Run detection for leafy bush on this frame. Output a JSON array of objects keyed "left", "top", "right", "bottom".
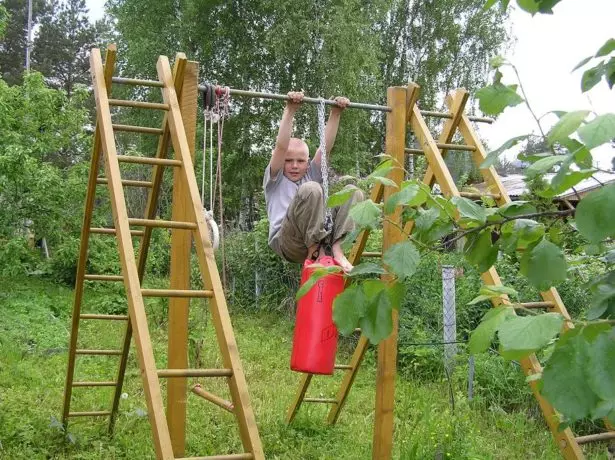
[{"left": 0, "top": 238, "right": 40, "bottom": 276}]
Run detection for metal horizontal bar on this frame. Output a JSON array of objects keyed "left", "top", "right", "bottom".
[
  {"left": 519, "top": 301, "right": 555, "bottom": 309},
  {"left": 112, "top": 124, "right": 164, "bottom": 135},
  {"left": 303, "top": 398, "right": 338, "bottom": 404},
  {"left": 89, "top": 227, "right": 145, "bottom": 236},
  {"left": 438, "top": 143, "right": 476, "bottom": 151},
  {"left": 361, "top": 251, "right": 382, "bottom": 258},
  {"left": 96, "top": 178, "right": 154, "bottom": 188},
  {"left": 141, "top": 289, "right": 214, "bottom": 298},
  {"left": 128, "top": 218, "right": 197, "bottom": 230},
  {"left": 199, "top": 85, "right": 391, "bottom": 113},
  {"left": 420, "top": 110, "right": 493, "bottom": 124},
  {"left": 68, "top": 411, "right": 112, "bottom": 417},
  {"left": 575, "top": 432, "right": 615, "bottom": 444},
  {"left": 112, "top": 76, "right": 164, "bottom": 88},
  {"left": 177, "top": 454, "right": 253, "bottom": 460},
  {"left": 117, "top": 155, "right": 182, "bottom": 167},
  {"left": 404, "top": 148, "right": 424, "bottom": 155},
  {"left": 72, "top": 381, "right": 117, "bottom": 387},
  {"left": 334, "top": 364, "right": 353, "bottom": 370},
  {"left": 459, "top": 192, "right": 501, "bottom": 200},
  {"left": 108, "top": 99, "right": 169, "bottom": 110},
  {"left": 191, "top": 384, "right": 234, "bottom": 413},
  {"left": 75, "top": 349, "right": 123, "bottom": 356},
  {"left": 158, "top": 369, "right": 233, "bottom": 378},
  {"left": 84, "top": 274, "right": 124, "bottom": 282},
  {"left": 80, "top": 314, "right": 129, "bottom": 321}
]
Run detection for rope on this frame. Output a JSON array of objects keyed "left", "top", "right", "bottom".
[
  {"left": 317, "top": 98, "right": 333, "bottom": 233},
  {"left": 214, "top": 86, "right": 230, "bottom": 289},
  {"left": 200, "top": 85, "right": 219, "bottom": 251}
]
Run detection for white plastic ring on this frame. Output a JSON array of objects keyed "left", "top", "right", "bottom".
[{"left": 203, "top": 209, "right": 220, "bottom": 250}]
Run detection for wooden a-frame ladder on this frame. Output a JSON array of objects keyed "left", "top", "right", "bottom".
[
  {"left": 61, "top": 45, "right": 264, "bottom": 460},
  {"left": 287, "top": 83, "right": 612, "bottom": 459}
]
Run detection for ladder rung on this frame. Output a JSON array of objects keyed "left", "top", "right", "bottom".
[
  {"left": 84, "top": 274, "right": 123, "bottom": 282},
  {"left": 158, "top": 369, "right": 233, "bottom": 378},
  {"left": 303, "top": 398, "right": 338, "bottom": 404},
  {"left": 89, "top": 227, "right": 145, "bottom": 236},
  {"left": 177, "top": 454, "right": 254, "bottom": 460},
  {"left": 72, "top": 381, "right": 117, "bottom": 387},
  {"left": 334, "top": 364, "right": 353, "bottom": 370},
  {"left": 108, "top": 98, "right": 169, "bottom": 110},
  {"left": 405, "top": 148, "right": 425, "bottom": 155},
  {"left": 117, "top": 155, "right": 182, "bottom": 167},
  {"left": 112, "top": 76, "right": 164, "bottom": 88},
  {"left": 112, "top": 123, "right": 164, "bottom": 135},
  {"left": 79, "top": 314, "right": 129, "bottom": 321},
  {"left": 419, "top": 110, "right": 493, "bottom": 124},
  {"left": 128, "top": 218, "right": 197, "bottom": 230},
  {"left": 141, "top": 289, "right": 214, "bottom": 298},
  {"left": 575, "top": 432, "right": 615, "bottom": 444},
  {"left": 459, "top": 191, "right": 501, "bottom": 200},
  {"left": 96, "top": 178, "right": 154, "bottom": 188},
  {"left": 520, "top": 301, "right": 555, "bottom": 309},
  {"left": 68, "top": 411, "right": 112, "bottom": 417},
  {"left": 191, "top": 384, "right": 234, "bottom": 413},
  {"left": 404, "top": 143, "right": 476, "bottom": 156},
  {"left": 75, "top": 349, "right": 123, "bottom": 356},
  {"left": 361, "top": 251, "right": 382, "bottom": 258}
]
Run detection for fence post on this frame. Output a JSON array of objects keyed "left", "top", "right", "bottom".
[{"left": 442, "top": 265, "right": 457, "bottom": 376}]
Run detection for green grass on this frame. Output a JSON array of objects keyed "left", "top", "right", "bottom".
[{"left": 0, "top": 275, "right": 609, "bottom": 459}]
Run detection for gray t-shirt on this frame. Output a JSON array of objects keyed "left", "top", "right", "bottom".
[{"left": 263, "top": 161, "right": 322, "bottom": 252}]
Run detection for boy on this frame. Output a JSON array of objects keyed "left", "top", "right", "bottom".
[{"left": 262, "top": 91, "right": 363, "bottom": 273}]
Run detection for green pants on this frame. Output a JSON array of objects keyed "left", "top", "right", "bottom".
[{"left": 274, "top": 182, "right": 364, "bottom": 263}]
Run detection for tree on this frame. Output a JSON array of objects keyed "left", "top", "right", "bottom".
[
  {"left": 0, "top": 0, "right": 47, "bottom": 85},
  {"left": 106, "top": 0, "right": 509, "bottom": 227},
  {"left": 31, "top": 0, "right": 97, "bottom": 97}
]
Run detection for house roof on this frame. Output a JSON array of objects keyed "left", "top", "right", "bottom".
[{"left": 473, "top": 171, "right": 615, "bottom": 199}]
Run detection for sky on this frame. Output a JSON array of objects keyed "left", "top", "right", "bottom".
[{"left": 86, "top": 0, "right": 615, "bottom": 168}]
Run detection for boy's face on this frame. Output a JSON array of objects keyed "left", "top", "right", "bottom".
[{"left": 284, "top": 139, "right": 309, "bottom": 182}]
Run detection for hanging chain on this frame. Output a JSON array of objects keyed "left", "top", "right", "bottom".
[{"left": 317, "top": 98, "right": 333, "bottom": 233}]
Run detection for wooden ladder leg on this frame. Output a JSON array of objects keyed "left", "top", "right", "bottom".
[
  {"left": 286, "top": 374, "right": 313, "bottom": 424},
  {"left": 62, "top": 45, "right": 117, "bottom": 430},
  {"left": 156, "top": 55, "right": 264, "bottom": 460},
  {"left": 326, "top": 335, "right": 370, "bottom": 425},
  {"left": 91, "top": 47, "right": 174, "bottom": 460}
]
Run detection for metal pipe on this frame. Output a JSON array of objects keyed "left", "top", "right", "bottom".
[{"left": 200, "top": 85, "right": 392, "bottom": 112}]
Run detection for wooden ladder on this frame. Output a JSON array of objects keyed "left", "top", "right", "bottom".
[
  {"left": 61, "top": 45, "right": 264, "bottom": 460},
  {"left": 287, "top": 83, "right": 613, "bottom": 459}
]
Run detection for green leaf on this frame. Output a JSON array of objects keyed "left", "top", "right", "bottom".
[
  {"left": 498, "top": 313, "right": 564, "bottom": 359},
  {"left": 348, "top": 263, "right": 386, "bottom": 277},
  {"left": 469, "top": 306, "right": 515, "bottom": 354},
  {"left": 481, "top": 135, "right": 529, "bottom": 168},
  {"left": 368, "top": 159, "right": 394, "bottom": 178},
  {"left": 546, "top": 110, "right": 590, "bottom": 145},
  {"left": 359, "top": 289, "right": 393, "bottom": 344},
  {"left": 526, "top": 154, "right": 567, "bottom": 177},
  {"left": 476, "top": 82, "right": 524, "bottom": 116},
  {"left": 327, "top": 185, "right": 356, "bottom": 207},
  {"left": 497, "top": 201, "right": 537, "bottom": 218},
  {"left": 520, "top": 239, "right": 567, "bottom": 290},
  {"left": 586, "top": 328, "right": 615, "bottom": 401},
  {"left": 363, "top": 279, "right": 387, "bottom": 299},
  {"left": 388, "top": 281, "right": 406, "bottom": 308},
  {"left": 595, "top": 38, "right": 615, "bottom": 57},
  {"left": 489, "top": 55, "right": 506, "bottom": 68},
  {"left": 464, "top": 229, "right": 498, "bottom": 273},
  {"left": 349, "top": 199, "right": 382, "bottom": 229},
  {"left": 581, "top": 64, "right": 604, "bottom": 92},
  {"left": 414, "top": 207, "right": 440, "bottom": 233},
  {"left": 481, "top": 284, "right": 518, "bottom": 298},
  {"left": 572, "top": 55, "right": 593, "bottom": 72},
  {"left": 516, "top": 0, "right": 540, "bottom": 14},
  {"left": 576, "top": 184, "right": 615, "bottom": 243},
  {"left": 577, "top": 113, "right": 615, "bottom": 149},
  {"left": 483, "top": 0, "right": 499, "bottom": 11},
  {"left": 542, "top": 331, "right": 600, "bottom": 420},
  {"left": 295, "top": 266, "right": 342, "bottom": 300},
  {"left": 384, "top": 183, "right": 426, "bottom": 214},
  {"left": 383, "top": 241, "right": 420, "bottom": 280},
  {"left": 540, "top": 169, "right": 595, "bottom": 198},
  {"left": 451, "top": 196, "right": 487, "bottom": 224},
  {"left": 503, "top": 219, "right": 545, "bottom": 250},
  {"left": 369, "top": 176, "right": 398, "bottom": 188},
  {"left": 333, "top": 284, "right": 367, "bottom": 335}
]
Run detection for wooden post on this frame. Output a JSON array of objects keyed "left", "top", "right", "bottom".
[
  {"left": 167, "top": 58, "right": 199, "bottom": 456},
  {"left": 372, "top": 86, "right": 408, "bottom": 460}
]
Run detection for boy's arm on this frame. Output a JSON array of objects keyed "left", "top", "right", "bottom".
[
  {"left": 312, "top": 96, "right": 350, "bottom": 167},
  {"left": 269, "top": 91, "right": 304, "bottom": 177}
]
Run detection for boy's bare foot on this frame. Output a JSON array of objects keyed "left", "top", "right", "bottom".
[{"left": 332, "top": 240, "right": 353, "bottom": 274}]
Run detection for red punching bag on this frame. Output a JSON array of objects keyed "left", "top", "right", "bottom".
[{"left": 291, "top": 255, "right": 344, "bottom": 375}]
